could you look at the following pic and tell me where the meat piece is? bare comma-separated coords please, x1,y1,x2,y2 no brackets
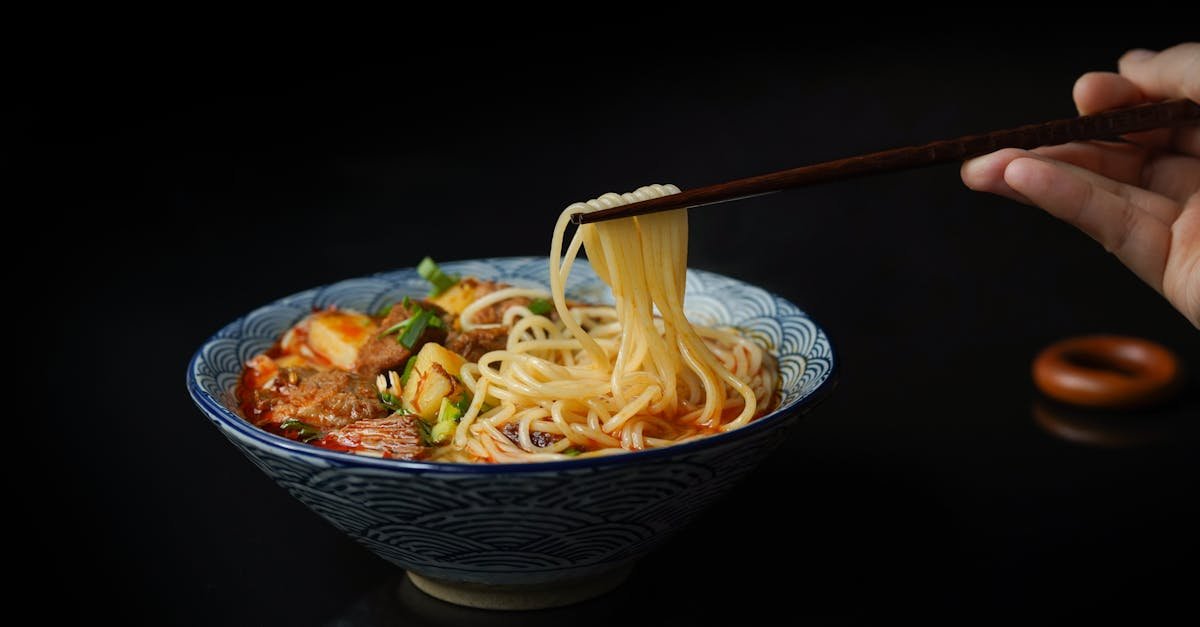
242,366,386,430
355,335,412,378
501,422,563,449
467,280,532,326
313,414,428,460
355,300,449,376
445,327,510,362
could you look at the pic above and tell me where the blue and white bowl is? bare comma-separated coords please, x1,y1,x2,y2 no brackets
186,257,836,609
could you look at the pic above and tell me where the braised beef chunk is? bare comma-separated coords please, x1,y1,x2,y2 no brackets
313,414,428,460
445,327,509,362
246,367,385,429
355,300,449,376
501,422,563,448
355,337,413,378
468,280,532,326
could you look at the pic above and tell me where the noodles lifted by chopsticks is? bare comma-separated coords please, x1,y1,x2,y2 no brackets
441,184,777,462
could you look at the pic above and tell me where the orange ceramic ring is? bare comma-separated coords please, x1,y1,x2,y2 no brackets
1032,335,1182,410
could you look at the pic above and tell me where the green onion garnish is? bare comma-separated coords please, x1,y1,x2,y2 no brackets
399,356,417,387
528,298,552,316
562,448,582,457
377,302,394,318
417,257,459,296
415,420,433,446
379,318,411,338
453,392,472,417
399,309,432,348
379,391,406,413
280,419,322,443
382,301,442,344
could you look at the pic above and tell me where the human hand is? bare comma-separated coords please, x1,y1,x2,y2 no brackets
961,43,1200,329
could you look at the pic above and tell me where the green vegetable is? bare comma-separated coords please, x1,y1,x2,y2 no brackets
429,421,455,445
454,392,472,415
381,302,444,348
417,257,459,296
562,448,582,457
379,391,406,413
415,419,434,446
379,318,411,338
402,295,415,312
528,298,552,316
429,396,467,444
399,356,417,386
399,309,433,348
279,419,322,443
377,302,394,318
437,397,464,423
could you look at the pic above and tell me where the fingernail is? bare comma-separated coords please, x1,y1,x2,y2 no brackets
1122,48,1157,62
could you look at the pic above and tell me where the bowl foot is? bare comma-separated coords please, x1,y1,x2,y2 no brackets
406,565,633,610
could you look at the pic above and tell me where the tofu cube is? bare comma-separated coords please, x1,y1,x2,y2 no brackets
308,310,375,370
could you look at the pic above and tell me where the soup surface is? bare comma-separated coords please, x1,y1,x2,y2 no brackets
237,261,778,462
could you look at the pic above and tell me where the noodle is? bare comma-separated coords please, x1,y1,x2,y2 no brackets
430,184,778,463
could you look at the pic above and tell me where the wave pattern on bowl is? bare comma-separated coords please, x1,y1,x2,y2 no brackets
233,427,787,580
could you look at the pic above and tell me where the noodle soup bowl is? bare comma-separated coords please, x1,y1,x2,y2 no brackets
187,257,836,609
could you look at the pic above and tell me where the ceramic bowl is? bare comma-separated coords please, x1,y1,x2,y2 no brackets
186,257,836,609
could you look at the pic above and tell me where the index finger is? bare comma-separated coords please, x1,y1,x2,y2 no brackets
1117,44,1200,155
1118,43,1200,102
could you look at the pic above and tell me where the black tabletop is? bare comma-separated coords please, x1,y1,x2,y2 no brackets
25,33,1199,624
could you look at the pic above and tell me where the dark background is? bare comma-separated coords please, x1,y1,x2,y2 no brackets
20,30,1199,624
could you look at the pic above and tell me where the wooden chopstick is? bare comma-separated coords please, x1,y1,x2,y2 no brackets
572,99,1200,225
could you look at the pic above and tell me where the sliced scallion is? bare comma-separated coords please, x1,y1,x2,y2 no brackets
399,309,432,348
417,257,459,296
280,419,322,443
379,391,405,413
380,317,414,338
399,356,417,386
452,392,472,417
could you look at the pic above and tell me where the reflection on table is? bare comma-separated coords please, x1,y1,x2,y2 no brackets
328,574,636,627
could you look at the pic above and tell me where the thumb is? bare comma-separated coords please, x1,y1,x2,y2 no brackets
1118,43,1200,103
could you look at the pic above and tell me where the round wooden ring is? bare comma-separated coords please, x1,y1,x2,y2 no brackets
1032,335,1182,410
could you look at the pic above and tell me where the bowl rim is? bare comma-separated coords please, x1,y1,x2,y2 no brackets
186,257,838,474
